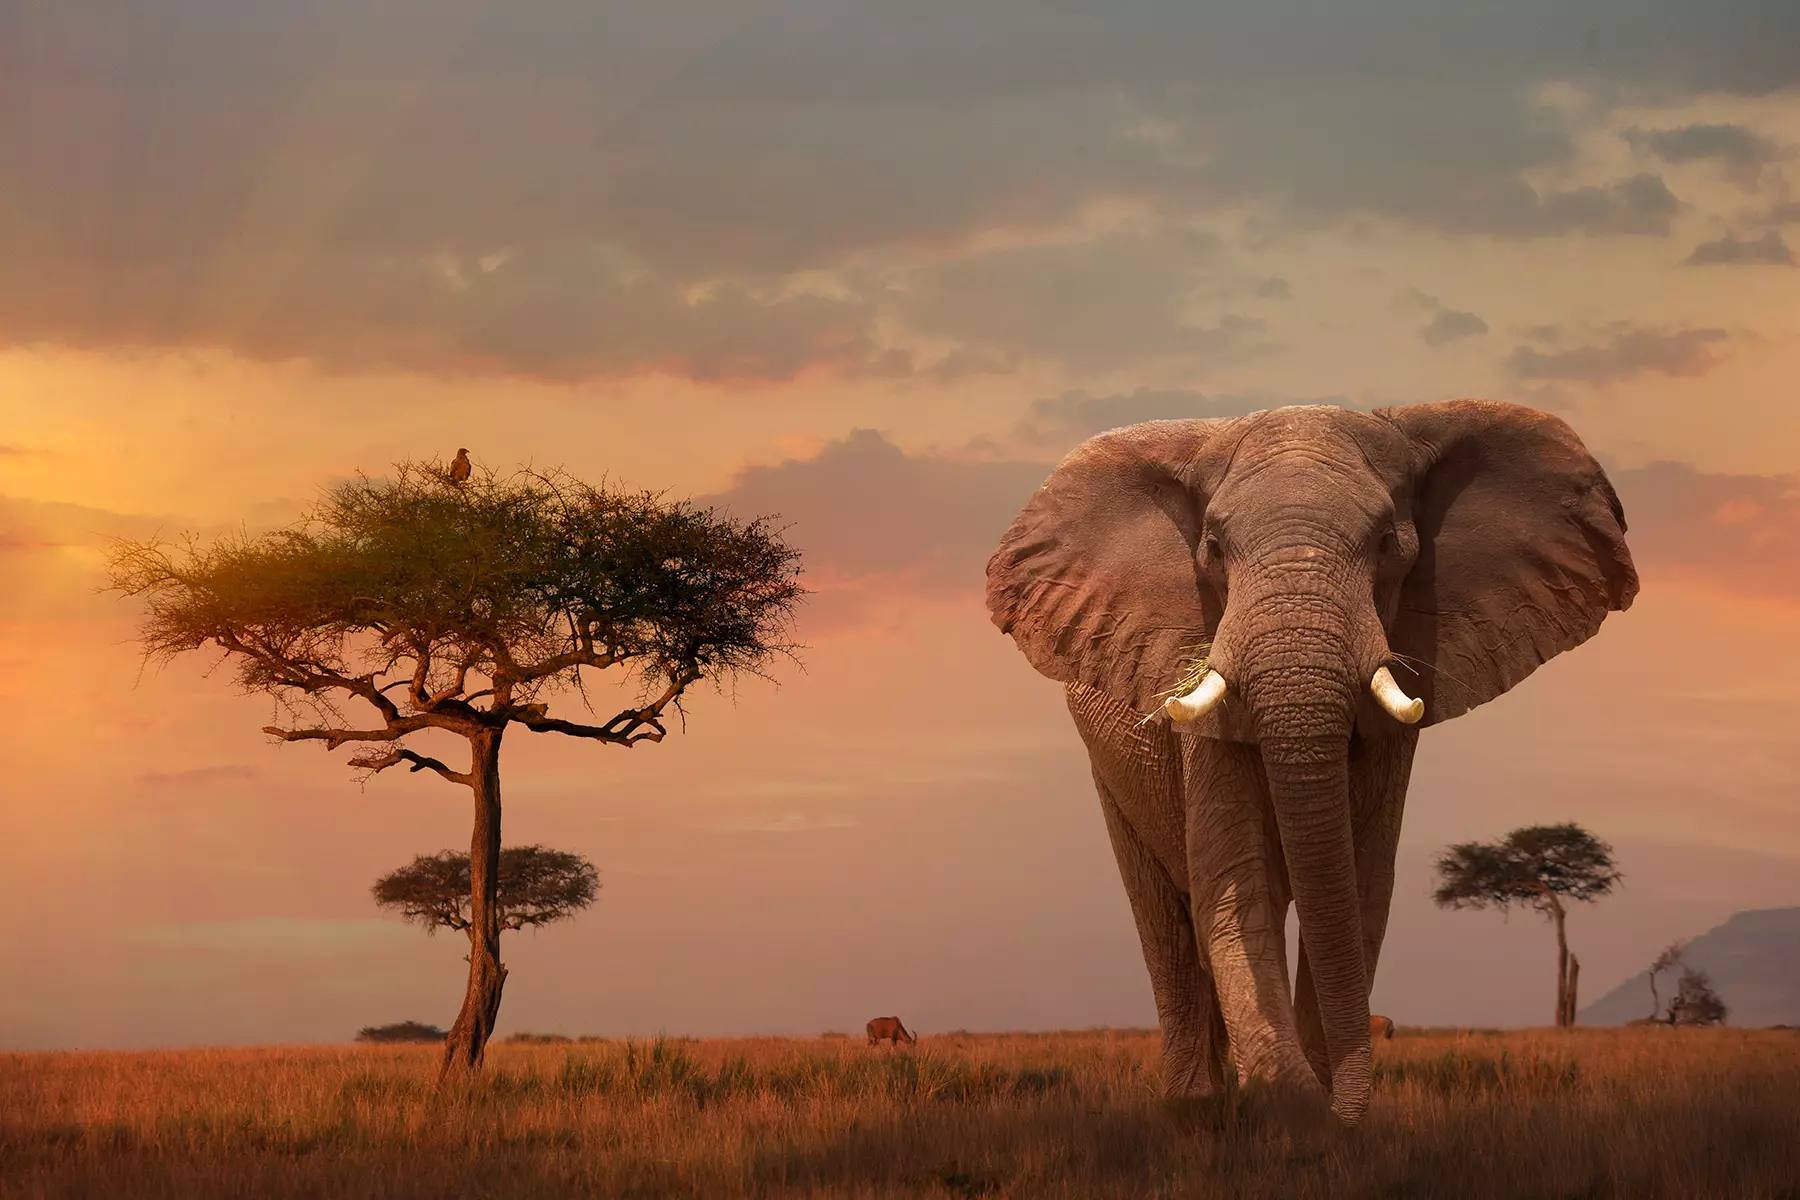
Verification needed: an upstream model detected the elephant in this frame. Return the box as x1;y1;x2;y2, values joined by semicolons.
1371;1014;1395;1040
866;1016;917;1046
985;401;1636;1125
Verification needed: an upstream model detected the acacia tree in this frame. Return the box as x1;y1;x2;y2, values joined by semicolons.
1432;823;1621;1028
1669;966;1729;1027
374;845;599;938
108;457;803;1076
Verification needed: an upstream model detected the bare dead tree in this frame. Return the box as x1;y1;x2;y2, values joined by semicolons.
108;457;803;1078
1648;939;1688;1022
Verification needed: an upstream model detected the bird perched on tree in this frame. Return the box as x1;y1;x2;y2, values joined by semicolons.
449;448;472;484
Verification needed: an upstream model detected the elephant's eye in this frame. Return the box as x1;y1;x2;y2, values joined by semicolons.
1203;533;1223;563
1378;530;1398;556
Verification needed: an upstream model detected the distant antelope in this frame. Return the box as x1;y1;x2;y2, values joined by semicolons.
1370;1014;1396;1040
866;1016;917;1046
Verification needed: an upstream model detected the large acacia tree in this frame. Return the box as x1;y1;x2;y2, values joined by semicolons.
109;457;803;1075
1433;823;1621;1028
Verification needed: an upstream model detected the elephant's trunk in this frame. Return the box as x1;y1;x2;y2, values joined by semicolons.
1259;733;1371;1124
1211;549;1378;1124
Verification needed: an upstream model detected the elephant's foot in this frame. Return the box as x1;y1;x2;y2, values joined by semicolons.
1233;1035;1327;1097
1159;1040;1219;1099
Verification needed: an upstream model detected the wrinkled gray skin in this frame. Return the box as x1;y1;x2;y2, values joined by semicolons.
986;402;1638;1125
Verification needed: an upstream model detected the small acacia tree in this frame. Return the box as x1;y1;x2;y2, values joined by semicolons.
109;457;802;1076
1669;966;1729;1027
374;845;599;938
1432;823;1621;1028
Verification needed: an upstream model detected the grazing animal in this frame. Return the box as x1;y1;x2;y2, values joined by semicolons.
866;1016;916;1046
1370;1014;1395;1040
449;448;472;484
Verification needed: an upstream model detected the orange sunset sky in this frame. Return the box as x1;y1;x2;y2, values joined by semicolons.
3;1;1799;1049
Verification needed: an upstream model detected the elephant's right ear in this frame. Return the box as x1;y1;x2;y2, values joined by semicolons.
985;419;1230;714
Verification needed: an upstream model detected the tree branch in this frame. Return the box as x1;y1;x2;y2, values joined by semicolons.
511;669;700;746
262;713;444;751
216;628;402;724
347;746;473;785
504;643;621;687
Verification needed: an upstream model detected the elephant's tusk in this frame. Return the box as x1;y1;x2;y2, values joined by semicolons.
1164;670;1227;723
1370;666;1424;724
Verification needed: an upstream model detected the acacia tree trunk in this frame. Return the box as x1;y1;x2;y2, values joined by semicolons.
1565;954;1580;1026
1549;892;1569;1028
440;726;508;1079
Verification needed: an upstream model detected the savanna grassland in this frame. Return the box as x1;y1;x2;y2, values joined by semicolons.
3;1028;1797;1199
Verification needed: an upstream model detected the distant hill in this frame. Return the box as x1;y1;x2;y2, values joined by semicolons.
1580;907;1800;1027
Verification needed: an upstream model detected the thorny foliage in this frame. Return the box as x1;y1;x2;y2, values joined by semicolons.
372;846;599;935
105;457;806;760
1669;967;1730;1027
1431;823;1622;919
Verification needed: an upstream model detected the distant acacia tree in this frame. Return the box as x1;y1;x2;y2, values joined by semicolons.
1432;823;1622;1028
108;456;803;1077
1669;966;1729;1027
356;1021;447;1044
374;845;598;937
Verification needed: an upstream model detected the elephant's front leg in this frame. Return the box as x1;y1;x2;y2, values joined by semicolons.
1185;736;1317;1090
1293;728;1421;1083
1096;788;1226;1097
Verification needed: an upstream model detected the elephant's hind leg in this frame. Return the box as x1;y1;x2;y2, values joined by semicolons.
1097;787;1226;1097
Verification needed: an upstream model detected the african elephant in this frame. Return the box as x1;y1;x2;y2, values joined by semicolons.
985;401;1636;1125
1370;1014;1395;1040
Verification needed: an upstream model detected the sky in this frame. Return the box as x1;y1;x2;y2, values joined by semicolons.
2;0;1799;1049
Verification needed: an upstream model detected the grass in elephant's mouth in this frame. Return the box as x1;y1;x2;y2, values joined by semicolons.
4;1028;1797;1199
1141;640;1216;724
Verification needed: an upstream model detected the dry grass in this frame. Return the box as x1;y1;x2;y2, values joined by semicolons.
3;1027;1798;1198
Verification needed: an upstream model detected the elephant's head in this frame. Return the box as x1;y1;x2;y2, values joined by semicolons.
986;401;1637;1123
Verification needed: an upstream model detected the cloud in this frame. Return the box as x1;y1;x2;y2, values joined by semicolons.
1683;230;1796;267
1504;325;1730;383
1770;201;1800;224
1002;388;1349;454
0;443;31;456
139;764;263;787
1420;309;1491;347
12;240;905;383
1609;463;1800;605
706;813;859;834
119;918;413;954
897;231;1272;373
1624;122;1786;186
5;1;1793;375
702;429;1047;599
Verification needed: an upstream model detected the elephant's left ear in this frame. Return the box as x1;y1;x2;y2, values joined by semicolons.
1378;399;1639;726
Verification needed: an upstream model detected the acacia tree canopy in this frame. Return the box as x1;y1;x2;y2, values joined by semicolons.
374;846;599;934
1431;823;1622;913
108;460;805;765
